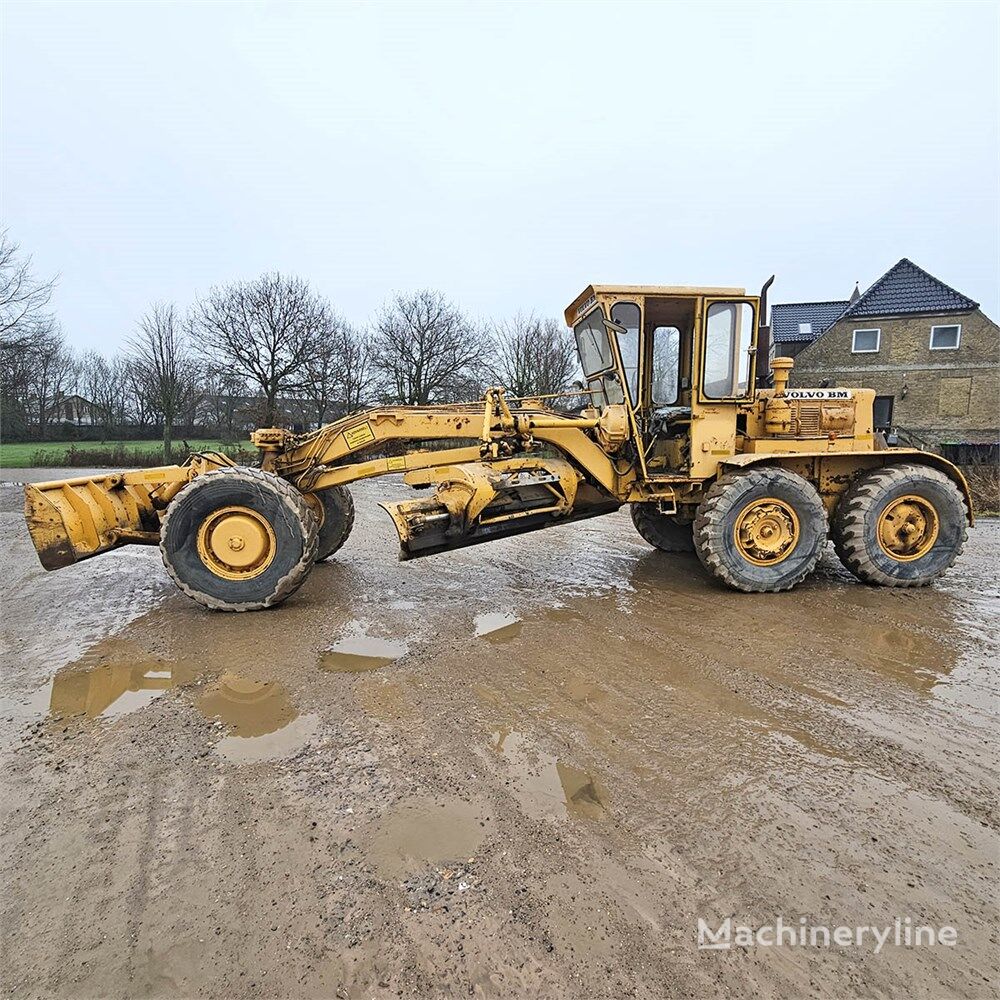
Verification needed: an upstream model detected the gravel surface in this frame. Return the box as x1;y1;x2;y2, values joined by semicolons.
2;474;997;998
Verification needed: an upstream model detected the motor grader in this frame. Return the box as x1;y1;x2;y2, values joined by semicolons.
24;280;971;611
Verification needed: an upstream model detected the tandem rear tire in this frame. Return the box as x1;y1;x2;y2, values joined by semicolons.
160;467;318;612
630;504;695;553
305;486;356;562
694;467;828;593
831;463;968;587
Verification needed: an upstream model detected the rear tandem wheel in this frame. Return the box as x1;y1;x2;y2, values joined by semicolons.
831;463;968;587
693;467;828;593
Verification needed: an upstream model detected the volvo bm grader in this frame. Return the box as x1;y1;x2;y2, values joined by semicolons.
24;280;971;611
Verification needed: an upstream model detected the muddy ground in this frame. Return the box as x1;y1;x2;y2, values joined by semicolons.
1;470;997;999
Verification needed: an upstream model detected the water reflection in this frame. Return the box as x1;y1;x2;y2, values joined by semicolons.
474;612;522;642
493;729;607;820
197;672;319;763
624;549;961;694
49;650;196;719
365;797;494;877
320;631;408;673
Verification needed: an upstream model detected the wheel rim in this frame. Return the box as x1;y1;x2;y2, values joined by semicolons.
196;505;277;580
877;494;939;561
734;497;799;566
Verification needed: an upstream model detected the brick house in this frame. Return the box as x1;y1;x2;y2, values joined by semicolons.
775;259;998;462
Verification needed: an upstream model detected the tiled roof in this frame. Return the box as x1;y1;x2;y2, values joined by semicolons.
844;259;978;319
771;301;849;343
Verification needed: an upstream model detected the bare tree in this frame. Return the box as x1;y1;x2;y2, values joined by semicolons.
78;351;133;439
129;302;198;459
198;366;251;440
26;323;76;440
372;290;487;405
485;314;577;399
301;316;345;428
0;231;56;347
337;324;377;415
193;272;332;425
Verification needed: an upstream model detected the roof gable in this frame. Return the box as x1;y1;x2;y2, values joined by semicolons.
843;259;978;319
771;301;848;343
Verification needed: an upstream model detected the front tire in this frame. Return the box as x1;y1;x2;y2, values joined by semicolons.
694;468;827;593
630;504;694;553
160;468;318;611
831;463;967;587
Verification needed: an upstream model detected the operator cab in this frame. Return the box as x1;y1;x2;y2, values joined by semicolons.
564;285;761;478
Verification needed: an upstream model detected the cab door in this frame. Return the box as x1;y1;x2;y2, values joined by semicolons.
689;297;759;478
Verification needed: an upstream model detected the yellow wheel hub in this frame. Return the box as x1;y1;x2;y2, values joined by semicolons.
197;506;276;580
734;497;799;566
877;494;938;561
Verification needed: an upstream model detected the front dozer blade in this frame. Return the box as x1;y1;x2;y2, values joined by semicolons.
24;472;168;570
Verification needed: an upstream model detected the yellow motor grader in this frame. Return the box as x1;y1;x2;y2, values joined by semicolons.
24;280;971;611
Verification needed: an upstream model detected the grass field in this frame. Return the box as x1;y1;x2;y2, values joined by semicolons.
0;439;250;468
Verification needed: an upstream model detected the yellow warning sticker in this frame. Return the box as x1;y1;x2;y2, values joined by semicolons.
386;456;406;471
343;422;376;449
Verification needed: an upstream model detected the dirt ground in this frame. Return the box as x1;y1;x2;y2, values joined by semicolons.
1;470;997;999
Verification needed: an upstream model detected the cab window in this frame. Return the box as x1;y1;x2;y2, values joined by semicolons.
610;302;640;405
574;308;612;375
703;302;754;398
651;326;680;404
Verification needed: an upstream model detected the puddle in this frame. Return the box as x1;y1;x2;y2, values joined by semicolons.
197;673;319;763
48;651;197;719
320;633;409;673
493;729;608;821
474;612;522;642
215;714;320;764
198;673;298;736
366;797;495;877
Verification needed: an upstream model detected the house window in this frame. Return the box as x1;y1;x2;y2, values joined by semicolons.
798;322;812;336
930;324;961;350
852;328;880;353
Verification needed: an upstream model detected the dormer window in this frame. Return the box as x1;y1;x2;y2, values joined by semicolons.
930;324;961;350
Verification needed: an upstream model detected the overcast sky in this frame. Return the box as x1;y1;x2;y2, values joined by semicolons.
2;1;998;352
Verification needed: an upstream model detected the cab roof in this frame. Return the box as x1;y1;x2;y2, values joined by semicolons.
565;284;747;326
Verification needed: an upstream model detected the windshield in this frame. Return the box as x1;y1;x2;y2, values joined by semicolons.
574;307;625;409
574;308;613;375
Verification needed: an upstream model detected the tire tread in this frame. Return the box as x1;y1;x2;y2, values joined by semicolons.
831;462;968;587
693;468;828;593
160;467;318;612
